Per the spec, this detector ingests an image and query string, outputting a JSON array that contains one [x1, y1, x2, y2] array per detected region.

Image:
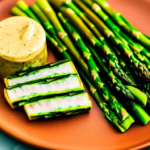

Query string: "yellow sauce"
[[0, 16, 47, 78]]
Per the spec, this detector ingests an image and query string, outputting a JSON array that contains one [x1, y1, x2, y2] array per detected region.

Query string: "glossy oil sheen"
[[0, 0, 150, 150]]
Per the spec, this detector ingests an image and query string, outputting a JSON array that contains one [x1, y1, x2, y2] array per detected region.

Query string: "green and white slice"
[[4, 59, 77, 87], [4, 74, 84, 109], [24, 91, 91, 120]]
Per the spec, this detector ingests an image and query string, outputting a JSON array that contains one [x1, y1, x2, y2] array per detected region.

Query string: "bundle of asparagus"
[[10, 0, 150, 132]]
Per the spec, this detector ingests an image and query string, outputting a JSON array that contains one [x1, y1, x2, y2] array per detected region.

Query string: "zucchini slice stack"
[[3, 59, 92, 120]]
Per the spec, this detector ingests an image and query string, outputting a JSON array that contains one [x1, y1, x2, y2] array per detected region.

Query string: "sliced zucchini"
[[24, 91, 92, 121], [4, 59, 77, 87], [4, 74, 83, 109]]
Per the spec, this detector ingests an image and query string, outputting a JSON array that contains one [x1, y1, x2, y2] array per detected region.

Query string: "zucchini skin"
[[4, 59, 77, 87]]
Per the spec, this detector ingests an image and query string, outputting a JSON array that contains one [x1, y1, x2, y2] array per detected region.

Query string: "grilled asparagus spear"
[[79, 69, 134, 132], [93, 0, 150, 50], [72, 0, 150, 81]]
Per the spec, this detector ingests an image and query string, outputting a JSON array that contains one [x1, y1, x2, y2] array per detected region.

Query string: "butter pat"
[[0, 16, 47, 78]]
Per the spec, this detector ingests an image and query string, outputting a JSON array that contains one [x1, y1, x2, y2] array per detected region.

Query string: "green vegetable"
[[79, 68, 134, 132], [4, 74, 84, 108], [88, 44, 149, 107], [73, 0, 150, 81], [11, 6, 28, 17], [105, 79, 150, 125], [82, 0, 150, 69], [119, 31, 150, 62], [126, 101, 150, 125], [57, 12, 136, 122], [87, 44, 135, 99], [37, 0, 118, 105], [4, 59, 77, 87], [93, 0, 150, 50], [58, 12, 99, 73], [119, 58, 136, 85], [36, 0, 92, 83], [24, 91, 91, 121], [16, 0, 40, 23], [30, 3, 67, 52], [126, 85, 147, 107], [48, 0, 135, 86]]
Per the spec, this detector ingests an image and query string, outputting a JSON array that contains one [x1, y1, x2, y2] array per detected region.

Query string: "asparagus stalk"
[[82, 0, 150, 69], [119, 58, 136, 85], [57, 12, 138, 120], [73, 0, 150, 81], [57, 10, 148, 120], [111, 44, 150, 112], [58, 0, 107, 45], [105, 80, 150, 125], [48, 0, 136, 86], [79, 69, 134, 132], [53, 11, 126, 115], [119, 31, 150, 69], [119, 31, 150, 60], [126, 101, 150, 125], [88, 44, 150, 108], [32, 1, 136, 122], [144, 34, 150, 40], [58, 12, 100, 76], [37, 0, 122, 105], [36, 0, 91, 80], [29, 3, 67, 52], [16, 0, 41, 23], [46, 32, 71, 59], [93, 0, 150, 50], [62, 0, 115, 56], [11, 6, 28, 17]]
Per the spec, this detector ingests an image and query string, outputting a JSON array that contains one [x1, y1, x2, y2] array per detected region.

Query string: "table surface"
[[0, 131, 38, 150], [0, 131, 149, 150]]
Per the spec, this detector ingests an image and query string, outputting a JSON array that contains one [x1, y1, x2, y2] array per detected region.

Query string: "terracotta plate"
[[0, 0, 150, 149]]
